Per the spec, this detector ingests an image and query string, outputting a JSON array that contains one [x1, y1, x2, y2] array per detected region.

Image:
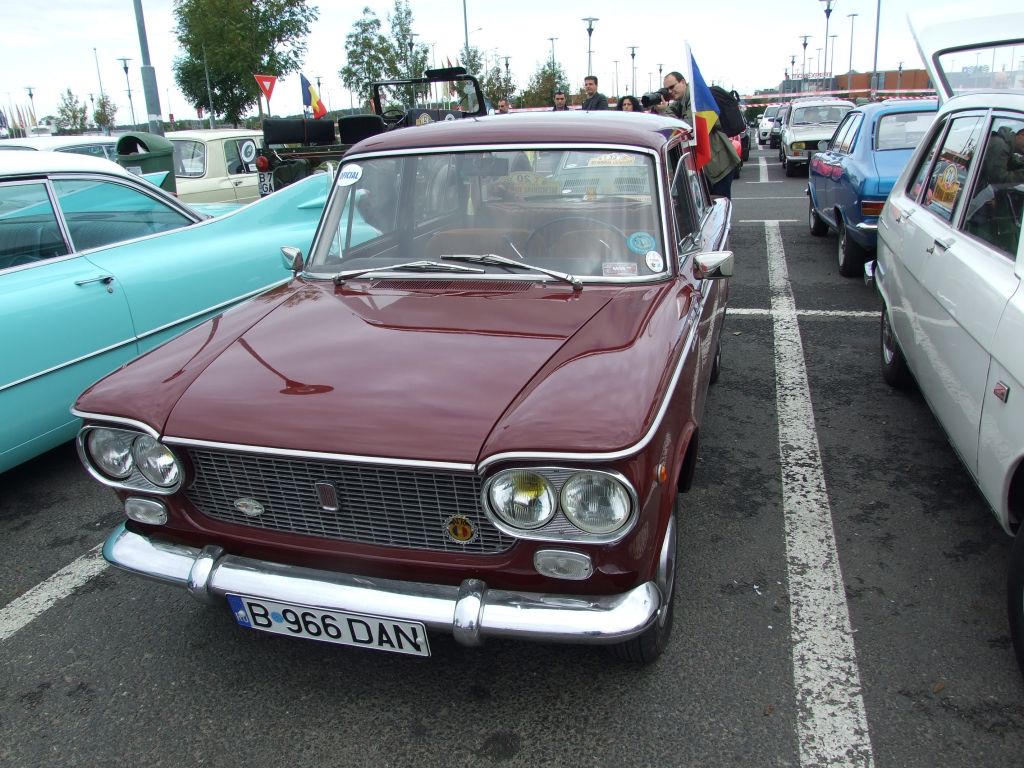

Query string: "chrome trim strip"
[[103, 524, 660, 645], [71, 410, 160, 437], [162, 436, 478, 472], [345, 142, 663, 162], [1, 336, 138, 394], [477, 306, 701, 471], [854, 222, 878, 232]]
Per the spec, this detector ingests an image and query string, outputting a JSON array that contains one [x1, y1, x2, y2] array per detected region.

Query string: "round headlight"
[[791, 142, 805, 151], [87, 428, 135, 479], [132, 435, 181, 488], [488, 470, 556, 530], [560, 472, 631, 534]]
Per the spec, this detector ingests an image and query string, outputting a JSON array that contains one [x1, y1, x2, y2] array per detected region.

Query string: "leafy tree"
[[340, 1, 429, 104], [520, 61, 569, 108], [480, 63, 515, 105], [93, 95, 117, 134], [173, 0, 317, 125], [55, 89, 88, 134]]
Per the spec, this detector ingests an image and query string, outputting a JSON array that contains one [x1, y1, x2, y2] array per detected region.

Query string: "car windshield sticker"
[[508, 172, 561, 197], [336, 164, 363, 187], [645, 251, 665, 272], [628, 231, 656, 254], [588, 153, 637, 166], [603, 262, 639, 277]]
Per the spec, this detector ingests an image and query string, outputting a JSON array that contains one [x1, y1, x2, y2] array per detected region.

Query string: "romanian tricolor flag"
[[300, 74, 327, 119], [686, 45, 720, 170]]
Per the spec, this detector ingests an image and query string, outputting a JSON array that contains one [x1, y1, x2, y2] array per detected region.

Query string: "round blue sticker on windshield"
[[627, 232, 656, 254]]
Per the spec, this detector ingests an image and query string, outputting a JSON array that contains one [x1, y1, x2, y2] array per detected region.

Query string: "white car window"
[[920, 115, 983, 223], [171, 140, 207, 178], [962, 116, 1024, 258]]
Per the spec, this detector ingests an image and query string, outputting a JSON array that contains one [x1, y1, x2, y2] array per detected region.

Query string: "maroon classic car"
[[74, 111, 733, 664]]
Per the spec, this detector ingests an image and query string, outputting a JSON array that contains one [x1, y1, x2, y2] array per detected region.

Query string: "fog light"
[[533, 550, 593, 581], [124, 497, 168, 525]]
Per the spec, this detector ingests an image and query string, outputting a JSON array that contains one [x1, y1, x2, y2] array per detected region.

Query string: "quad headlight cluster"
[[484, 468, 635, 541], [82, 427, 182, 490]]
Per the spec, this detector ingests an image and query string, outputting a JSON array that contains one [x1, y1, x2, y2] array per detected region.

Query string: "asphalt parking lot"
[[2, 142, 1023, 768]]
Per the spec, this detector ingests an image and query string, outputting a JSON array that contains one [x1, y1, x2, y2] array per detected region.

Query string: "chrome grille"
[[184, 449, 512, 554]]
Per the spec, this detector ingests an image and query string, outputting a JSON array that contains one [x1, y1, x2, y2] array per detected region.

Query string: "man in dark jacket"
[[580, 76, 609, 111], [983, 124, 1024, 185], [552, 91, 569, 111]]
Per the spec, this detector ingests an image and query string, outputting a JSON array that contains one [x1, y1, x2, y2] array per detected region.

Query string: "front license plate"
[[257, 171, 273, 196], [226, 595, 430, 657]]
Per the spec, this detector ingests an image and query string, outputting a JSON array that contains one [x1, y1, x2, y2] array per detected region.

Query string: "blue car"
[[0, 152, 374, 474], [807, 99, 938, 276]]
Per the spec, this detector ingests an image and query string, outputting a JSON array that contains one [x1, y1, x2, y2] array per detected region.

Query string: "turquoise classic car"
[[0, 151, 372, 474]]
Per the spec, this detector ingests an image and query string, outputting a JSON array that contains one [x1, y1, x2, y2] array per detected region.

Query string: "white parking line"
[[744, 156, 784, 184], [730, 308, 877, 319], [764, 220, 876, 768], [0, 545, 108, 642]]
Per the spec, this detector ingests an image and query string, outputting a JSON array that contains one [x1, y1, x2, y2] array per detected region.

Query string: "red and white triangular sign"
[[254, 74, 277, 102]]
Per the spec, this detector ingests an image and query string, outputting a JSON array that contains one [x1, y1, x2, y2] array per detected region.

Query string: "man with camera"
[[641, 88, 672, 114], [663, 70, 739, 198]]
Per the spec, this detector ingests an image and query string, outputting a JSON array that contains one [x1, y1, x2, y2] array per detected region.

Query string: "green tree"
[[55, 89, 88, 134], [340, 1, 429, 104], [173, 0, 317, 125], [480, 63, 515, 105], [520, 61, 569, 108], [93, 95, 117, 134]]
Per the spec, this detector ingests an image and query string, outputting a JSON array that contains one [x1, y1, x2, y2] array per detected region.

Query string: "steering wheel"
[[524, 216, 628, 257], [380, 105, 408, 129]]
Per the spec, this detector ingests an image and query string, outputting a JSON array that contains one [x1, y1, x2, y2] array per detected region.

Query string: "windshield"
[[937, 42, 1024, 96], [792, 105, 852, 125], [875, 111, 937, 150], [310, 149, 668, 281]]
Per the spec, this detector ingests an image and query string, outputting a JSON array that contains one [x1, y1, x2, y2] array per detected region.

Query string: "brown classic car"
[[74, 111, 733, 664]]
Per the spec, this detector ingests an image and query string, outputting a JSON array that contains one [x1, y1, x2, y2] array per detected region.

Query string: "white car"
[[780, 97, 854, 177], [166, 129, 262, 204], [757, 104, 780, 145], [0, 135, 118, 160], [870, 12, 1024, 670]]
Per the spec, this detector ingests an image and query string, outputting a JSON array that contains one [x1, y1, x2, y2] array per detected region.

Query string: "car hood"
[[787, 125, 839, 143], [77, 279, 683, 465]]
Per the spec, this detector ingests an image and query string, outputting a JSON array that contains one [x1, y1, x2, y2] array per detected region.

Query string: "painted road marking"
[[0, 545, 108, 642], [764, 219, 875, 767], [730, 308, 877, 318], [744, 157, 783, 184]]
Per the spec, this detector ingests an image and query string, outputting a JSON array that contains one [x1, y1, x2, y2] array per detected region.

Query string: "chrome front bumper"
[[103, 524, 661, 647]]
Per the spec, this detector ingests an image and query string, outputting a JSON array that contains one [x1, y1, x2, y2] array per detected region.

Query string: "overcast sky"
[[0, 0, 1012, 124]]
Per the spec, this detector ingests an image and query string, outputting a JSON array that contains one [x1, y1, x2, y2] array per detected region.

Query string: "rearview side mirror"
[[281, 246, 304, 274], [694, 250, 733, 280]]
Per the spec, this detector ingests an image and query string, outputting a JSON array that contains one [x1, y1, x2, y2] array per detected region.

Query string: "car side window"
[[172, 140, 206, 177], [838, 114, 863, 154], [921, 115, 984, 222], [962, 116, 1024, 258], [51, 178, 193, 251], [0, 181, 69, 270], [829, 114, 855, 151], [225, 139, 257, 176]]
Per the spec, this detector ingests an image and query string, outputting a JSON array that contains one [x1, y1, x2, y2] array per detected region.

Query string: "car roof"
[[0, 135, 117, 151], [346, 111, 691, 155], [0, 150, 133, 178], [165, 129, 262, 140], [790, 98, 855, 108], [853, 99, 939, 117]]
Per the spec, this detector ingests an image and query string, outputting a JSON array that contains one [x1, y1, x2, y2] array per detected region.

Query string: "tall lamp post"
[[790, 55, 797, 91], [820, 0, 835, 90], [847, 13, 858, 75], [628, 46, 638, 95], [800, 35, 810, 84], [548, 36, 558, 70], [582, 17, 598, 76], [870, 0, 881, 98], [117, 57, 137, 129], [829, 34, 838, 81], [613, 59, 619, 97], [24, 87, 35, 123]]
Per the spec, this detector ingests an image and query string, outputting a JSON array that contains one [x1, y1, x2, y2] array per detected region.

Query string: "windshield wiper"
[[440, 252, 582, 291], [332, 260, 485, 285]]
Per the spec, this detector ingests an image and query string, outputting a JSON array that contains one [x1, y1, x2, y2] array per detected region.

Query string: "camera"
[[641, 88, 671, 109]]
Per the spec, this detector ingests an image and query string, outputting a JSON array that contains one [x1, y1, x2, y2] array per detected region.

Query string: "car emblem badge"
[[315, 481, 339, 512], [233, 498, 265, 517], [445, 515, 477, 544]]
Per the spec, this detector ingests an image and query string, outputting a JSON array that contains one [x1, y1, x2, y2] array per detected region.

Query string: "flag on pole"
[[300, 74, 327, 119], [685, 43, 720, 170]]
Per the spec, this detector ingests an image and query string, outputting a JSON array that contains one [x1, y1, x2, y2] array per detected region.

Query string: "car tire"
[[880, 303, 913, 389], [609, 506, 677, 664], [785, 160, 798, 177], [1007, 531, 1024, 679], [710, 338, 722, 384], [837, 219, 866, 276], [809, 198, 828, 236], [778, 147, 785, 164]]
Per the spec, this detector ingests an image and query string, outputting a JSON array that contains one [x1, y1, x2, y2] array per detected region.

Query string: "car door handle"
[[926, 237, 955, 254], [894, 207, 915, 223], [233, 180, 244, 186], [74, 274, 114, 286]]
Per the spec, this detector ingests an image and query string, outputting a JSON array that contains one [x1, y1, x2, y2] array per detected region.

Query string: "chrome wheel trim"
[[881, 311, 896, 366], [837, 222, 846, 267], [656, 516, 677, 628]]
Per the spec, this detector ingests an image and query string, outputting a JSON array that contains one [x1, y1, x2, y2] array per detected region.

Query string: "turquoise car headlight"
[[487, 470, 556, 529], [132, 435, 181, 488], [86, 428, 135, 479], [560, 472, 632, 534]]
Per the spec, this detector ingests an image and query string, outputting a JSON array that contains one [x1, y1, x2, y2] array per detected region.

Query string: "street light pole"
[[628, 46, 638, 95], [800, 35, 810, 84], [117, 57, 137, 130], [829, 34, 838, 80], [548, 37, 558, 70], [613, 60, 619, 98], [582, 17, 598, 77], [870, 0, 881, 98], [820, 0, 835, 89], [847, 13, 858, 75], [24, 87, 35, 127]]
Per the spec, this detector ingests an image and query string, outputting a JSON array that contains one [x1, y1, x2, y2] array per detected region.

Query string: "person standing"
[[616, 95, 641, 112], [552, 91, 570, 111], [497, 98, 511, 114], [580, 76, 609, 111]]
